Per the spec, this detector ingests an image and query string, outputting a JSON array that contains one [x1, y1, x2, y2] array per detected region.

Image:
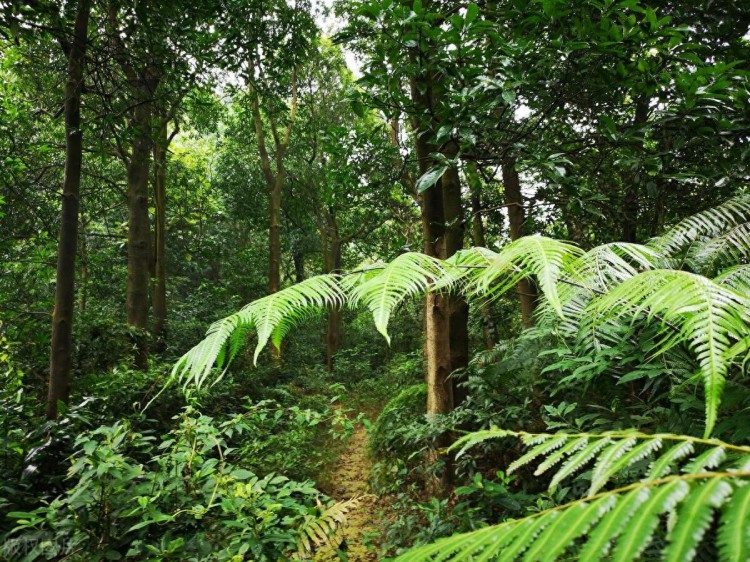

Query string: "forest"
[[1, 0, 749, 560]]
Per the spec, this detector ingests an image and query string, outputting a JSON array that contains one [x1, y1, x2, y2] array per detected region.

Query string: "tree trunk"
[[502, 158, 537, 327], [126, 94, 153, 370], [151, 118, 167, 352], [322, 210, 342, 372], [47, 0, 91, 420], [466, 162, 496, 349], [293, 246, 305, 283], [440, 147, 469, 404], [621, 98, 650, 243]]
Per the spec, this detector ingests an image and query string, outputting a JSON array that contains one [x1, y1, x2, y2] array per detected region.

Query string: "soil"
[[313, 423, 379, 561]]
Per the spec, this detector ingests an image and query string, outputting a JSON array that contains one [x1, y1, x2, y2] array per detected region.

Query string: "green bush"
[[4, 409, 336, 561]]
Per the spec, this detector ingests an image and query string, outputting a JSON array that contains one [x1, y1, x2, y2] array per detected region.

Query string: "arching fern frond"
[[689, 221, 750, 272], [472, 235, 583, 315], [715, 264, 750, 295], [650, 194, 750, 257], [537, 242, 667, 334], [590, 270, 750, 436], [397, 429, 750, 562], [171, 274, 346, 388], [433, 246, 498, 291], [349, 252, 446, 343]]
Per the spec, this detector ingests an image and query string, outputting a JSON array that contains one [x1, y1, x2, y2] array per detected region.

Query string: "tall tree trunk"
[[466, 162, 496, 349], [622, 98, 650, 243], [502, 158, 537, 327], [322, 210, 341, 372], [126, 95, 153, 370], [293, 246, 305, 283], [440, 144, 468, 404], [409, 68, 454, 492], [47, 0, 91, 420], [269, 175, 282, 295], [151, 119, 167, 352]]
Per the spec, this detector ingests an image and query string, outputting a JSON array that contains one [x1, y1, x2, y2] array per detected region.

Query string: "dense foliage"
[[1, 0, 748, 560]]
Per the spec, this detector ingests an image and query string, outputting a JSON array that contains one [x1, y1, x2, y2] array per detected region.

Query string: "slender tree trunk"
[[440, 145, 468, 404], [151, 119, 167, 352], [622, 98, 650, 243], [47, 0, 91, 420], [466, 162, 496, 349], [502, 158, 537, 327], [322, 210, 342, 372], [410, 68, 454, 492], [293, 246, 305, 283], [269, 175, 282, 295], [126, 95, 153, 370]]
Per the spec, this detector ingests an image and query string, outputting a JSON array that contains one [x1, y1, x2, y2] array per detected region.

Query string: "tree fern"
[[396, 429, 750, 562]]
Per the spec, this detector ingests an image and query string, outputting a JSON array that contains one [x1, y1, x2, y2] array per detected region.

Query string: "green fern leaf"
[[664, 479, 733, 562], [473, 235, 583, 316], [578, 487, 651, 561], [610, 480, 690, 562], [548, 438, 612, 492], [589, 437, 638, 495], [718, 483, 750, 562], [350, 252, 445, 343]]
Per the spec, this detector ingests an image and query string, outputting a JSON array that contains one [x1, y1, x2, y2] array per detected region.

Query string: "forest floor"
[[314, 421, 380, 561]]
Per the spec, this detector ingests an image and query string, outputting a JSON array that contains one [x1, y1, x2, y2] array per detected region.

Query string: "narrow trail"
[[314, 423, 379, 561]]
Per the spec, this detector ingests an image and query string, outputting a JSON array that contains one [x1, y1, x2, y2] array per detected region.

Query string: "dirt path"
[[313, 423, 379, 561]]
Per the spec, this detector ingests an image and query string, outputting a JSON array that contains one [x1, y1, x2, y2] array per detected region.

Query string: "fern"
[[591, 269, 750, 436], [689, 221, 750, 271], [396, 429, 750, 562], [471, 235, 583, 315], [294, 496, 363, 559], [349, 252, 446, 343], [650, 194, 750, 256], [172, 273, 346, 388]]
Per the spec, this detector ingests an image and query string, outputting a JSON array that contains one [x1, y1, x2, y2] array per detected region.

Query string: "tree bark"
[[151, 118, 168, 352], [621, 98, 650, 243], [322, 209, 341, 372], [440, 145, 469, 404], [502, 158, 537, 327], [126, 96, 154, 370], [466, 162, 496, 349], [47, 0, 91, 420]]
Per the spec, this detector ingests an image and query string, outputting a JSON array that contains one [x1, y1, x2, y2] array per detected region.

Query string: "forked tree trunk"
[[151, 119, 168, 352], [502, 158, 537, 327], [126, 95, 154, 369], [47, 0, 91, 420]]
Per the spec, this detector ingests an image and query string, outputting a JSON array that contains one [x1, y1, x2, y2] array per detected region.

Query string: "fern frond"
[[715, 264, 750, 295], [690, 221, 750, 271], [718, 483, 750, 562], [591, 269, 750, 436], [294, 496, 363, 559], [349, 252, 446, 343], [399, 429, 750, 562], [663, 478, 733, 562], [472, 235, 584, 315], [172, 274, 345, 387], [650, 195, 750, 256], [433, 246, 498, 291]]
